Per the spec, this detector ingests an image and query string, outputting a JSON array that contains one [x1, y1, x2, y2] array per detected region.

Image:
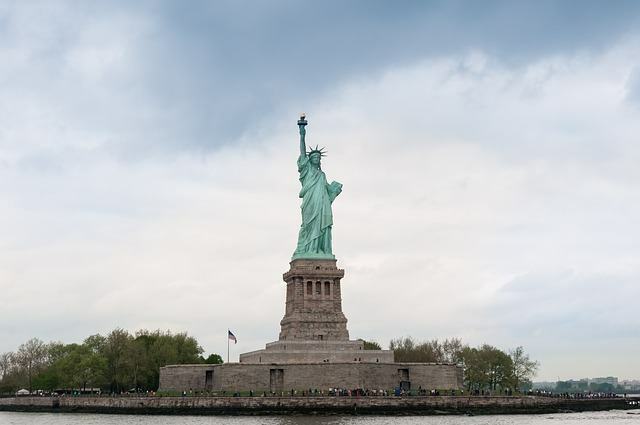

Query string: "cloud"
[[2, 1, 640, 162], [289, 42, 640, 379], [1, 2, 640, 381]]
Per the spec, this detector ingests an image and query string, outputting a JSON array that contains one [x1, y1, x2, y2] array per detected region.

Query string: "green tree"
[[390, 336, 416, 360], [481, 345, 513, 391], [358, 339, 382, 350], [390, 336, 468, 363], [80, 335, 108, 390], [129, 339, 148, 392], [31, 367, 60, 391], [390, 336, 444, 362], [460, 344, 514, 391], [131, 329, 203, 390], [104, 329, 134, 393], [201, 353, 224, 364], [31, 341, 69, 391], [5, 329, 208, 393], [57, 343, 105, 390], [28, 340, 107, 392], [509, 346, 539, 392]]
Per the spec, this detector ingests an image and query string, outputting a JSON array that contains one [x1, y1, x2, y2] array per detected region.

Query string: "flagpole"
[[227, 330, 230, 363]]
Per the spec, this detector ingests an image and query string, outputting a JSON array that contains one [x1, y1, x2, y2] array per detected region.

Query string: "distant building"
[[590, 377, 618, 386], [620, 380, 640, 391], [555, 376, 623, 393], [568, 379, 589, 390]]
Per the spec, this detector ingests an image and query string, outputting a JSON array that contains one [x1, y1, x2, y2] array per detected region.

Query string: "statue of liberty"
[[293, 114, 343, 260]]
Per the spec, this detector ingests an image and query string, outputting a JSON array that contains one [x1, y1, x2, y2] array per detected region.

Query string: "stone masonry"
[[3, 394, 632, 415], [159, 258, 461, 392], [239, 258, 393, 363], [280, 259, 348, 341], [157, 116, 463, 393], [160, 362, 462, 393]]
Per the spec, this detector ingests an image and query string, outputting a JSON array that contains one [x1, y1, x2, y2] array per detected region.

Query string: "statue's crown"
[[307, 145, 327, 157]]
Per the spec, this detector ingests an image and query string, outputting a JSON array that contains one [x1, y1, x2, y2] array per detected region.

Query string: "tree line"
[[0, 329, 222, 394], [386, 337, 539, 392], [1, 332, 538, 394]]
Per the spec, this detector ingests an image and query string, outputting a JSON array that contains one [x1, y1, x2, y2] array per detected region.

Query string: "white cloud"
[[1, 19, 639, 382], [308, 43, 640, 380]]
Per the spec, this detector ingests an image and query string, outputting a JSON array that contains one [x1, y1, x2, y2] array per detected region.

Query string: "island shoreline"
[[1, 395, 637, 416]]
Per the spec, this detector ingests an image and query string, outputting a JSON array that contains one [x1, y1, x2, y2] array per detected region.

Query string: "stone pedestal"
[[279, 258, 348, 341], [239, 258, 394, 364]]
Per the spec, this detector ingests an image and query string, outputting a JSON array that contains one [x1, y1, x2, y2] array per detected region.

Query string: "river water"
[[1, 410, 640, 425]]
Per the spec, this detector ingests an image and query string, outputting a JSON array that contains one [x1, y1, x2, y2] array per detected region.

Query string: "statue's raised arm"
[[292, 114, 342, 261], [298, 113, 307, 157]]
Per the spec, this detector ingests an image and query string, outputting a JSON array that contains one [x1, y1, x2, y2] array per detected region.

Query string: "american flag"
[[228, 330, 237, 344]]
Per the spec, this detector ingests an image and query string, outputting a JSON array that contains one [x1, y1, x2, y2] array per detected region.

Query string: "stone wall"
[[0, 395, 634, 415], [279, 259, 349, 341], [239, 258, 395, 364], [159, 362, 463, 393], [239, 340, 394, 363]]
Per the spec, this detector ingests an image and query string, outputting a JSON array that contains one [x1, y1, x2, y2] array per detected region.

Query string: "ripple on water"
[[1, 410, 640, 425]]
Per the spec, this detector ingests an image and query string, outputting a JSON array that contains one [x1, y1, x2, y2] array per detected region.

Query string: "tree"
[[51, 343, 106, 391], [390, 336, 469, 364], [128, 329, 203, 390], [5, 329, 208, 393], [459, 346, 483, 390], [481, 345, 513, 391], [104, 329, 133, 393], [147, 330, 203, 389], [460, 344, 514, 391], [390, 337, 443, 362], [390, 336, 415, 359], [80, 335, 108, 390], [15, 338, 48, 392], [128, 338, 147, 392], [389, 336, 536, 393], [442, 338, 465, 363], [201, 353, 224, 364], [0, 352, 12, 381], [32, 342, 67, 390], [509, 346, 539, 392], [358, 339, 382, 350], [30, 334, 109, 392]]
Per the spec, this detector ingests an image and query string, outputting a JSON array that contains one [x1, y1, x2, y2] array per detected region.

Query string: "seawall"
[[0, 395, 637, 415]]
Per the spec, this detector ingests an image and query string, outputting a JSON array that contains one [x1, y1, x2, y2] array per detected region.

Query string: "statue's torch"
[[297, 113, 307, 153], [298, 113, 307, 128]]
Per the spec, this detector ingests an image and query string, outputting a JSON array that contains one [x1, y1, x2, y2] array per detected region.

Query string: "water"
[[1, 411, 640, 425]]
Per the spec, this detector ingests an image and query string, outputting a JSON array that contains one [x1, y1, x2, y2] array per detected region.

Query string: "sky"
[[1, 0, 640, 382]]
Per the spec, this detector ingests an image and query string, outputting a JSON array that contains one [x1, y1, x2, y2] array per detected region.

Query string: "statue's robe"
[[293, 154, 342, 259]]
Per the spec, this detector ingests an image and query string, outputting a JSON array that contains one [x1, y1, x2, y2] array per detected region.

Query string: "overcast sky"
[[1, 0, 640, 381]]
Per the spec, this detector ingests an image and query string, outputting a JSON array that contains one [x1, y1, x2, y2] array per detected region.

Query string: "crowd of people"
[[186, 387, 626, 399], [19, 387, 627, 399], [182, 387, 472, 397], [526, 389, 621, 399]]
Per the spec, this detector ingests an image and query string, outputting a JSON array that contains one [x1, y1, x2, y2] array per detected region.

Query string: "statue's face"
[[309, 153, 321, 166]]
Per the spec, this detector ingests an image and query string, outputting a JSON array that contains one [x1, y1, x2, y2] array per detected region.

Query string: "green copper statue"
[[293, 114, 343, 260]]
